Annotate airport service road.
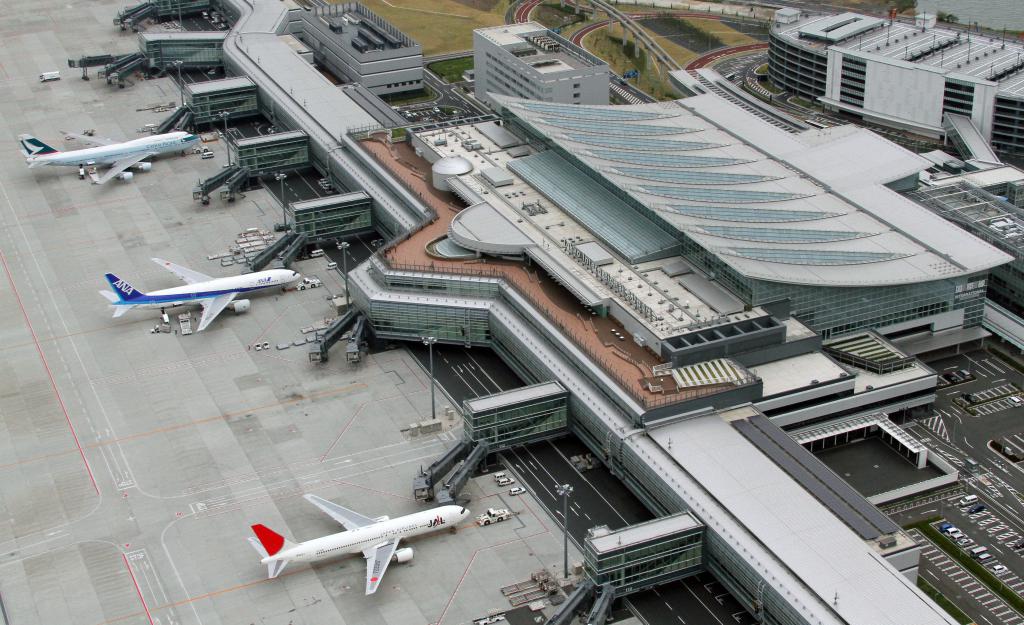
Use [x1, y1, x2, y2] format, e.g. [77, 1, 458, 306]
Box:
[407, 343, 526, 406]
[910, 528, 1023, 625]
[627, 575, 760, 625]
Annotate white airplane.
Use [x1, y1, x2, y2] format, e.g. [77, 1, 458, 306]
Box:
[99, 257, 301, 332]
[249, 494, 470, 594]
[18, 130, 201, 184]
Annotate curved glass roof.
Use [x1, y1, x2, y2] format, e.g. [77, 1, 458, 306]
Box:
[638, 186, 806, 203]
[699, 226, 872, 243]
[662, 205, 840, 222]
[564, 134, 721, 151]
[587, 150, 748, 168]
[728, 248, 910, 265]
[513, 101, 676, 121]
[614, 167, 774, 185]
[537, 118, 696, 136]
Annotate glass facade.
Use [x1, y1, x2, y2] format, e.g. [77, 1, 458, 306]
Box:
[141, 36, 224, 69]
[290, 192, 373, 243]
[232, 132, 310, 176]
[153, 0, 209, 18]
[462, 383, 568, 449]
[370, 300, 490, 344]
[187, 82, 258, 125]
[584, 515, 703, 593]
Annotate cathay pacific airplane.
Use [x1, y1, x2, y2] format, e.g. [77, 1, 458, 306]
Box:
[18, 130, 201, 184]
[99, 258, 301, 332]
[249, 494, 470, 594]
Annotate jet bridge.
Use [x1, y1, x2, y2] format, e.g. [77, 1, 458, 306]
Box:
[308, 309, 359, 364]
[248, 231, 304, 271]
[67, 54, 116, 80]
[344, 315, 369, 364]
[543, 580, 596, 625]
[219, 166, 250, 202]
[155, 106, 190, 134]
[435, 441, 488, 506]
[192, 164, 244, 204]
[413, 439, 471, 501]
[113, 2, 155, 31]
[101, 53, 147, 87]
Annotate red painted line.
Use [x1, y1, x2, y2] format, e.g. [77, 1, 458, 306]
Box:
[0, 249, 98, 495]
[122, 553, 155, 625]
[319, 401, 369, 462]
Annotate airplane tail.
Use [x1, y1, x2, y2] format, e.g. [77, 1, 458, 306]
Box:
[249, 524, 296, 579]
[18, 134, 59, 158]
[98, 290, 135, 317]
[104, 273, 146, 302]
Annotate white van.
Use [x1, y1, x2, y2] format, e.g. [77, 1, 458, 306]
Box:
[959, 494, 979, 507]
[496, 476, 515, 487]
[39, 71, 60, 82]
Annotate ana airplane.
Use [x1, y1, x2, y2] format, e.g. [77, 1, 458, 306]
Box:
[249, 494, 470, 594]
[99, 257, 301, 332]
[18, 130, 201, 184]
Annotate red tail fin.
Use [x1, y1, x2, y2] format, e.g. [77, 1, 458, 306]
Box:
[251, 524, 286, 556]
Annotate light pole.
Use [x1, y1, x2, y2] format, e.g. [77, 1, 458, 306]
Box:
[556, 483, 573, 579]
[338, 241, 350, 309]
[275, 172, 288, 226]
[172, 60, 184, 106]
[220, 111, 231, 166]
[421, 336, 437, 420]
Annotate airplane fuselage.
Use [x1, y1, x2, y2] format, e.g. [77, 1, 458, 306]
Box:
[28, 131, 200, 167]
[111, 269, 300, 310]
[262, 505, 468, 566]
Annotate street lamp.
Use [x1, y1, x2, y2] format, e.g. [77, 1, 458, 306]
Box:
[172, 60, 184, 106]
[338, 241, 351, 309]
[556, 483, 573, 579]
[220, 111, 231, 166]
[421, 336, 437, 420]
[275, 172, 288, 226]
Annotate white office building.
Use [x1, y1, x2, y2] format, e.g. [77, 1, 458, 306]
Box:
[473, 22, 609, 109]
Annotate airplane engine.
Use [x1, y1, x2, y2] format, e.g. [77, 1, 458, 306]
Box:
[228, 299, 251, 314]
[117, 171, 134, 181]
[391, 547, 414, 564]
[133, 162, 152, 172]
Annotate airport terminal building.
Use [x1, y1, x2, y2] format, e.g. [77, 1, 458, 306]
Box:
[769, 10, 1024, 155]
[198, 0, 1010, 620]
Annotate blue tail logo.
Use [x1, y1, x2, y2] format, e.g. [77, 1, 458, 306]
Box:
[18, 135, 58, 156]
[105, 273, 144, 301]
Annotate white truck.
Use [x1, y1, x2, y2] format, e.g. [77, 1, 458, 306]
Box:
[476, 508, 515, 526]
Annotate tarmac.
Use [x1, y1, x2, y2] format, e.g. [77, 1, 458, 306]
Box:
[0, 1, 573, 623]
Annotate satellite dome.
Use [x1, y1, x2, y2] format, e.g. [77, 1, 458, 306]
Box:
[431, 156, 473, 190]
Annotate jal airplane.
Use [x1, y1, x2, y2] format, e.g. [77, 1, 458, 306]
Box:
[18, 130, 201, 184]
[249, 494, 470, 594]
[99, 257, 301, 332]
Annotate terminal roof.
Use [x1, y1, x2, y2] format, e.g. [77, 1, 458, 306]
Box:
[184, 76, 254, 95]
[496, 95, 1011, 286]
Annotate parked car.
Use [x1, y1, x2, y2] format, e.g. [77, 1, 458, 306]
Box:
[944, 372, 964, 384]
[508, 486, 527, 496]
[937, 522, 954, 533]
[969, 504, 987, 514]
[958, 494, 979, 507]
[992, 564, 1010, 576]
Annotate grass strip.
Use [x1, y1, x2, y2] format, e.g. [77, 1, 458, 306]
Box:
[917, 576, 974, 624]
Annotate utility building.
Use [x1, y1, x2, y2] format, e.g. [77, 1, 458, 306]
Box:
[185, 76, 257, 125]
[474, 22, 609, 108]
[139, 32, 225, 69]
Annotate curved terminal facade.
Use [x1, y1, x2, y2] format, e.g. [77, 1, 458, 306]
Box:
[769, 10, 1024, 155]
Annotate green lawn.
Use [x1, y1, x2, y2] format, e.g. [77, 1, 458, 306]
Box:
[427, 57, 473, 83]
[381, 86, 436, 107]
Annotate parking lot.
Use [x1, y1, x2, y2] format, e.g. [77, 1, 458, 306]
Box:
[912, 529, 1023, 625]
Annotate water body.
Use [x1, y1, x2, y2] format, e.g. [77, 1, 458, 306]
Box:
[918, 0, 1024, 31]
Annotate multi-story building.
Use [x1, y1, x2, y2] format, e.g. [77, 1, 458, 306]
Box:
[769, 9, 1024, 155]
[473, 22, 609, 108]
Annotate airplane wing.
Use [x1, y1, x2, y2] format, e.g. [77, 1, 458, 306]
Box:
[91, 153, 154, 185]
[60, 130, 115, 148]
[152, 257, 213, 285]
[363, 539, 400, 595]
[304, 494, 375, 531]
[195, 293, 237, 332]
